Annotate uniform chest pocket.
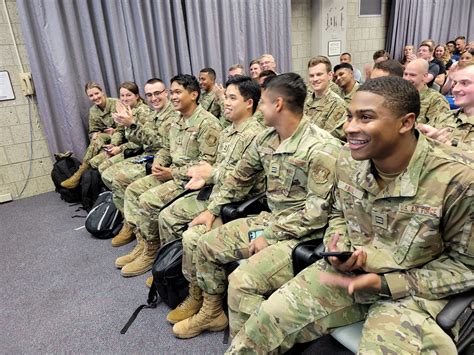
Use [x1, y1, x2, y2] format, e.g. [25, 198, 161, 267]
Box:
[183, 131, 199, 155]
[394, 215, 442, 266]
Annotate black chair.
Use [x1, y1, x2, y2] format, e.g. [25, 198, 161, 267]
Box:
[220, 191, 269, 224]
[291, 240, 474, 354]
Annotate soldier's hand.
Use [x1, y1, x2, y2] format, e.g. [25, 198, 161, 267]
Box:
[249, 235, 269, 256]
[213, 84, 225, 99]
[189, 210, 216, 232]
[103, 127, 115, 135]
[107, 146, 121, 157]
[153, 165, 172, 181]
[326, 233, 366, 273]
[187, 162, 213, 182]
[320, 272, 382, 295]
[185, 177, 206, 190]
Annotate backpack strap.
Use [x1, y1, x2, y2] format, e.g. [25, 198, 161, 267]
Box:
[120, 282, 161, 334]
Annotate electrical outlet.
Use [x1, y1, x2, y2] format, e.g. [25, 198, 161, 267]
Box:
[0, 193, 13, 203]
[20, 72, 35, 96]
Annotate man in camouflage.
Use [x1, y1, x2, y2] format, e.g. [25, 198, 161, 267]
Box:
[116, 74, 221, 277]
[198, 67, 222, 120]
[158, 75, 265, 323]
[304, 56, 347, 141]
[172, 73, 342, 339]
[333, 63, 360, 104]
[404, 58, 450, 125]
[227, 77, 474, 354]
[418, 61, 474, 150]
[100, 78, 178, 247]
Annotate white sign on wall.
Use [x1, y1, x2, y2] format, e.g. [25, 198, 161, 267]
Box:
[0, 71, 15, 101]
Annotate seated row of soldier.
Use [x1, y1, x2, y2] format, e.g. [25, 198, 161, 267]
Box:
[60, 52, 473, 353]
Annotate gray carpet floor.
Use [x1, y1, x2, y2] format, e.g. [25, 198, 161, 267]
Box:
[0, 191, 351, 354]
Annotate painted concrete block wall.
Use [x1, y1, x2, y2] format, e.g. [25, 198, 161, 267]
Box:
[0, 0, 54, 200]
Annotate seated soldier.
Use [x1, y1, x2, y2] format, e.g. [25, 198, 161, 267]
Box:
[198, 67, 222, 120]
[99, 78, 178, 247]
[228, 64, 245, 77]
[60, 82, 118, 189]
[227, 76, 473, 354]
[171, 73, 341, 339]
[418, 61, 474, 150]
[333, 63, 360, 104]
[364, 49, 390, 80]
[116, 74, 221, 277]
[259, 54, 278, 73]
[248, 59, 261, 81]
[403, 59, 450, 126]
[157, 75, 265, 321]
[87, 81, 152, 171]
[304, 56, 346, 141]
[417, 43, 442, 88]
[370, 59, 404, 79]
[339, 52, 362, 83]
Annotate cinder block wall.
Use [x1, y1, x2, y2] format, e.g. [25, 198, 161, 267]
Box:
[0, 0, 54, 200]
[291, 0, 390, 81]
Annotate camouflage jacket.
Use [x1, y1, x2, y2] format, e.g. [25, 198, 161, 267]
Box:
[208, 118, 342, 243]
[304, 89, 347, 141]
[325, 133, 473, 314]
[154, 104, 221, 183]
[110, 101, 153, 150]
[127, 101, 177, 153]
[335, 82, 360, 104]
[209, 117, 266, 200]
[88, 97, 119, 136]
[199, 90, 221, 118]
[418, 85, 450, 126]
[434, 109, 474, 151]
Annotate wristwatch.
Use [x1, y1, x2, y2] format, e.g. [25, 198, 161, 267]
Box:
[130, 123, 137, 130]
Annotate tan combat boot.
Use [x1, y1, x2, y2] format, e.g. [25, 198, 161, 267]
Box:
[167, 283, 203, 324]
[145, 276, 153, 288]
[60, 163, 90, 189]
[121, 239, 160, 277]
[115, 233, 145, 269]
[172, 292, 228, 339]
[111, 222, 135, 247]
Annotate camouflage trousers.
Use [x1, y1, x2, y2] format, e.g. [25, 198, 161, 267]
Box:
[100, 154, 148, 212]
[82, 133, 111, 164]
[89, 150, 124, 170]
[124, 174, 185, 243]
[158, 191, 216, 245]
[226, 259, 456, 354]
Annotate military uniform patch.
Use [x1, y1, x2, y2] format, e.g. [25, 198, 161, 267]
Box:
[205, 134, 218, 147]
[312, 166, 330, 184]
[399, 204, 442, 218]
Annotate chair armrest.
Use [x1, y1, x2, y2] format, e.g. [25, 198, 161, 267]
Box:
[291, 239, 324, 276]
[436, 289, 474, 335]
[221, 191, 269, 224]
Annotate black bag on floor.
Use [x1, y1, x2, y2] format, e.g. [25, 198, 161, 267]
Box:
[85, 191, 122, 239]
[80, 168, 105, 212]
[120, 238, 189, 334]
[51, 152, 82, 203]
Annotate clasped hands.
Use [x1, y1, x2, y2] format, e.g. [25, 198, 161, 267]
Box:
[112, 102, 135, 127]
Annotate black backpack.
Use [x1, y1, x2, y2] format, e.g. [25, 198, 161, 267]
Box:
[121, 238, 189, 334]
[80, 168, 105, 212]
[85, 191, 123, 239]
[51, 153, 82, 203]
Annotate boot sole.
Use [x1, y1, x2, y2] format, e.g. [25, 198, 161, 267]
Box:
[111, 238, 135, 247]
[120, 264, 153, 277]
[173, 323, 228, 339]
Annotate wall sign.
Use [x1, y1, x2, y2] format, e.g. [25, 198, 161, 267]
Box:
[0, 71, 15, 101]
[328, 40, 341, 56]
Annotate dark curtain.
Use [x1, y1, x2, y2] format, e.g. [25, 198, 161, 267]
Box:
[386, 0, 474, 61]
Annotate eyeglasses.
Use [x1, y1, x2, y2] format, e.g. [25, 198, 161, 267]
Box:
[145, 89, 166, 98]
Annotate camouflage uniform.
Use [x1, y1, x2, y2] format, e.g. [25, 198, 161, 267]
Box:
[124, 105, 221, 243]
[304, 89, 347, 141]
[158, 117, 265, 245]
[190, 119, 341, 336]
[100, 101, 177, 212]
[199, 90, 222, 119]
[82, 97, 119, 164]
[89, 101, 152, 169]
[334, 82, 360, 104]
[227, 134, 473, 354]
[418, 85, 450, 126]
[432, 108, 474, 150]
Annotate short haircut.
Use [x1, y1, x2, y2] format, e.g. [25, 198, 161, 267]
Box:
[249, 59, 260, 66]
[229, 64, 244, 71]
[170, 74, 200, 103]
[419, 43, 433, 53]
[84, 81, 103, 93]
[225, 75, 261, 113]
[199, 67, 216, 81]
[373, 49, 390, 61]
[145, 78, 164, 86]
[455, 36, 466, 41]
[340, 52, 352, 59]
[358, 76, 420, 119]
[334, 63, 353, 72]
[259, 70, 277, 79]
[447, 40, 456, 46]
[458, 60, 474, 69]
[260, 54, 275, 62]
[308, 56, 332, 72]
[373, 60, 404, 77]
[262, 73, 306, 115]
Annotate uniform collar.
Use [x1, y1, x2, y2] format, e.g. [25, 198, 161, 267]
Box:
[353, 132, 428, 198]
[454, 108, 474, 125]
[177, 104, 204, 128]
[274, 117, 309, 154]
